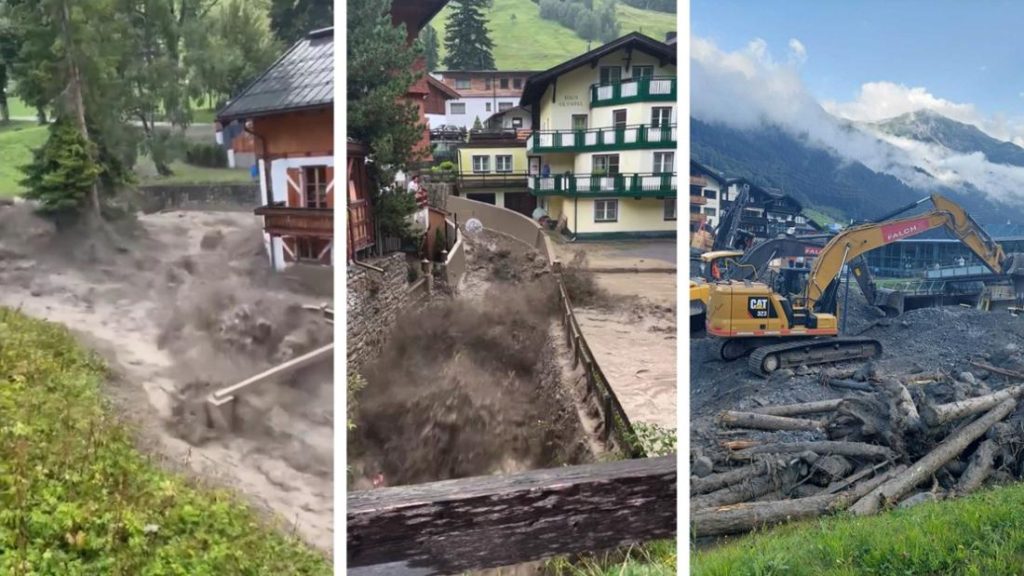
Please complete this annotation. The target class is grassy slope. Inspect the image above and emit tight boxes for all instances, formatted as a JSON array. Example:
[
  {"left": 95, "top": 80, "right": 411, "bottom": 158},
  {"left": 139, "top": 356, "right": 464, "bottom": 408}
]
[
  {"left": 432, "top": 0, "right": 677, "bottom": 70},
  {"left": 0, "top": 309, "right": 330, "bottom": 574},
  {"left": 135, "top": 157, "right": 252, "bottom": 187},
  {"left": 693, "top": 484, "right": 1024, "bottom": 576},
  {"left": 0, "top": 121, "right": 49, "bottom": 197}
]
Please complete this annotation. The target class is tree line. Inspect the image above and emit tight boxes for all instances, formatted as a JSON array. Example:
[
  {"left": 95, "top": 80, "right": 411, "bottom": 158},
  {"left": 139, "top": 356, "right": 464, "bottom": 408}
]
[
  {"left": 538, "top": 0, "right": 620, "bottom": 44},
  {"left": 0, "top": 0, "right": 330, "bottom": 218},
  {"left": 620, "top": 0, "right": 675, "bottom": 13}
]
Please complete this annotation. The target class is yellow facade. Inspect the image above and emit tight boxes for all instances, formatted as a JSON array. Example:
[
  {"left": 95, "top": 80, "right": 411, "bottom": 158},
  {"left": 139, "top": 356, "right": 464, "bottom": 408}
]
[
  {"left": 456, "top": 145, "right": 528, "bottom": 175},
  {"left": 542, "top": 196, "right": 676, "bottom": 238}
]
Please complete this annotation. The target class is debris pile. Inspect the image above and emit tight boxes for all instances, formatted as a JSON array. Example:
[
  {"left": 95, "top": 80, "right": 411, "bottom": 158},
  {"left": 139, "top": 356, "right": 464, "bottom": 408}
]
[{"left": 691, "top": 303, "right": 1024, "bottom": 538}]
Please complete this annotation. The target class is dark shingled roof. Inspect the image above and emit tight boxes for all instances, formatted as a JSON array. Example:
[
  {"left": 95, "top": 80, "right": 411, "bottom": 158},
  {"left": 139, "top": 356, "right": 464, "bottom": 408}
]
[{"left": 218, "top": 27, "right": 333, "bottom": 122}]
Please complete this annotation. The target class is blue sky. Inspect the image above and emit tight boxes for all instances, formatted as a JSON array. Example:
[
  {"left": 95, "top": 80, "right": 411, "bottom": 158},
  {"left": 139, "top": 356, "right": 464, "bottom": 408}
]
[{"left": 692, "top": 0, "right": 1024, "bottom": 117}]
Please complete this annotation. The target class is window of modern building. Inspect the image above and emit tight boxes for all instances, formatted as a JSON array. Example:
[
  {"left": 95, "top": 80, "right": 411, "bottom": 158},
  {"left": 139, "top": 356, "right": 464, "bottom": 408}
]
[
  {"left": 653, "top": 151, "right": 674, "bottom": 173},
  {"left": 613, "top": 109, "right": 627, "bottom": 130},
  {"left": 513, "top": 78, "right": 523, "bottom": 89},
  {"left": 593, "top": 154, "right": 620, "bottom": 175},
  {"left": 456, "top": 78, "right": 471, "bottom": 90},
  {"left": 484, "top": 77, "right": 492, "bottom": 89},
  {"left": 704, "top": 207, "right": 717, "bottom": 216},
  {"left": 499, "top": 101, "right": 514, "bottom": 112},
  {"left": 496, "top": 155, "right": 513, "bottom": 172},
  {"left": 472, "top": 155, "right": 490, "bottom": 173},
  {"left": 690, "top": 204, "right": 702, "bottom": 214},
  {"left": 303, "top": 166, "right": 328, "bottom": 208},
  {"left": 485, "top": 102, "right": 492, "bottom": 112},
  {"left": 664, "top": 197, "right": 676, "bottom": 221},
  {"left": 703, "top": 188, "right": 717, "bottom": 199},
  {"left": 511, "top": 117, "right": 523, "bottom": 129},
  {"left": 451, "top": 102, "right": 466, "bottom": 114},
  {"left": 633, "top": 65, "right": 654, "bottom": 80},
  {"left": 500, "top": 78, "right": 509, "bottom": 89},
  {"left": 651, "top": 107, "right": 672, "bottom": 127},
  {"left": 572, "top": 114, "right": 589, "bottom": 131},
  {"left": 594, "top": 199, "right": 618, "bottom": 222}
]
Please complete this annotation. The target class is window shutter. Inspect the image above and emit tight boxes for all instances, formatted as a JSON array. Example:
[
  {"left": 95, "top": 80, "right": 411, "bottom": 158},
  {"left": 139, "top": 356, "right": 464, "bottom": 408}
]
[
  {"left": 324, "top": 166, "right": 335, "bottom": 208},
  {"left": 286, "top": 168, "right": 303, "bottom": 207}
]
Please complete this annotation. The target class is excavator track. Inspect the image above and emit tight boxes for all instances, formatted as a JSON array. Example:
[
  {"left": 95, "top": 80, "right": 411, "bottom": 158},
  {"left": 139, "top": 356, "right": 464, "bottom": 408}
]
[{"left": 747, "top": 337, "right": 882, "bottom": 377}]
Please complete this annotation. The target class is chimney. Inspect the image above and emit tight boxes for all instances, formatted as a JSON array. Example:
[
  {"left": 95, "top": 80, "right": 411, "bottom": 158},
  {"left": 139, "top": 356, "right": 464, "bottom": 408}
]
[{"left": 665, "top": 31, "right": 677, "bottom": 44}]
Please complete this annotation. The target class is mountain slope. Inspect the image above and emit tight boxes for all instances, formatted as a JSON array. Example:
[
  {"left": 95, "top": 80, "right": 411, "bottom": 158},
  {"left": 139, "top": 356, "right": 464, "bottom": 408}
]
[
  {"left": 873, "top": 110, "right": 1024, "bottom": 168},
  {"left": 430, "top": 0, "right": 676, "bottom": 70},
  {"left": 691, "top": 117, "right": 1024, "bottom": 225}
]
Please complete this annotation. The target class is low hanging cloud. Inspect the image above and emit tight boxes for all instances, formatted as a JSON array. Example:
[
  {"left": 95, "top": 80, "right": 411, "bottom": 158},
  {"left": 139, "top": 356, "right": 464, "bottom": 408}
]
[{"left": 691, "top": 35, "right": 1024, "bottom": 205}]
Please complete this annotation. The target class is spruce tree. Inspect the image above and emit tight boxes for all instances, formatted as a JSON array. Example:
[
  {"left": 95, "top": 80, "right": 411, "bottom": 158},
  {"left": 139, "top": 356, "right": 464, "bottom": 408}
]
[
  {"left": 20, "top": 117, "right": 101, "bottom": 213},
  {"left": 419, "top": 24, "right": 439, "bottom": 72},
  {"left": 443, "top": 0, "right": 496, "bottom": 70}
]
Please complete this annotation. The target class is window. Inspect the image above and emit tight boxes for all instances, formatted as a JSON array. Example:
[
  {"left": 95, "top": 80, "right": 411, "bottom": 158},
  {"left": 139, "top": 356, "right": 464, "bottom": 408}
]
[
  {"left": 690, "top": 204, "right": 702, "bottom": 214},
  {"left": 572, "top": 114, "right": 589, "bottom": 131},
  {"left": 653, "top": 151, "right": 674, "bottom": 173},
  {"left": 484, "top": 77, "right": 492, "bottom": 89},
  {"left": 500, "top": 78, "right": 509, "bottom": 89},
  {"left": 664, "top": 198, "right": 676, "bottom": 221},
  {"left": 651, "top": 107, "right": 672, "bottom": 127},
  {"left": 511, "top": 117, "right": 523, "bottom": 129},
  {"left": 485, "top": 102, "right": 492, "bottom": 112},
  {"left": 295, "top": 237, "right": 329, "bottom": 261},
  {"left": 592, "top": 154, "right": 620, "bottom": 175},
  {"left": 599, "top": 66, "right": 622, "bottom": 86},
  {"left": 703, "top": 188, "right": 717, "bottom": 200},
  {"left": 594, "top": 199, "right": 618, "bottom": 222},
  {"left": 633, "top": 65, "right": 654, "bottom": 80},
  {"left": 303, "top": 166, "right": 328, "bottom": 208},
  {"left": 496, "top": 155, "right": 513, "bottom": 172},
  {"left": 455, "top": 78, "right": 471, "bottom": 90},
  {"left": 499, "top": 101, "right": 514, "bottom": 112},
  {"left": 613, "top": 109, "right": 627, "bottom": 130},
  {"left": 704, "top": 207, "right": 717, "bottom": 216},
  {"left": 450, "top": 102, "right": 466, "bottom": 114},
  {"left": 513, "top": 78, "right": 523, "bottom": 89},
  {"left": 472, "top": 155, "right": 490, "bottom": 173}
]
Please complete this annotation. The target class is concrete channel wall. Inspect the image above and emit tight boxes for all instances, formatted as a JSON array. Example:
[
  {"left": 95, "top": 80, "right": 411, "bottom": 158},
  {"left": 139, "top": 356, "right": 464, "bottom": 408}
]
[
  {"left": 444, "top": 218, "right": 466, "bottom": 289},
  {"left": 447, "top": 196, "right": 558, "bottom": 266}
]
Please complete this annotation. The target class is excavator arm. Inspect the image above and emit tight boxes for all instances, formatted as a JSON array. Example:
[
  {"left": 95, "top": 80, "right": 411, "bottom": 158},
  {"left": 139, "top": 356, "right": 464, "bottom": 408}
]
[{"left": 804, "top": 194, "right": 1006, "bottom": 310}]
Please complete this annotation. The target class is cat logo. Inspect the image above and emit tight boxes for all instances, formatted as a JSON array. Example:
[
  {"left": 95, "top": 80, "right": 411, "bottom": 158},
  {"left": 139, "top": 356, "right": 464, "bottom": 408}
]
[{"left": 748, "top": 296, "right": 771, "bottom": 319}]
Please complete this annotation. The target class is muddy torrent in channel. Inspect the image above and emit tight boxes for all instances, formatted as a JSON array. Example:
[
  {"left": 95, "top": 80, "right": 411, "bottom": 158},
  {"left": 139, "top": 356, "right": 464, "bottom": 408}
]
[{"left": 350, "top": 229, "right": 593, "bottom": 488}]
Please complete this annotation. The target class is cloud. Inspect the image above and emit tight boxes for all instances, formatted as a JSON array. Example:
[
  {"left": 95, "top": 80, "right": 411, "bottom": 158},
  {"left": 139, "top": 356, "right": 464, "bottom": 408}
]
[
  {"left": 690, "top": 35, "right": 1024, "bottom": 205},
  {"left": 788, "top": 38, "right": 807, "bottom": 65}
]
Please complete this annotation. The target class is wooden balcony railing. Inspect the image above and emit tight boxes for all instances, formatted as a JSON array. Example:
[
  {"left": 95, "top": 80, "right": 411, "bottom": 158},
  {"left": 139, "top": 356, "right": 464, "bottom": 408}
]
[
  {"left": 527, "top": 124, "right": 676, "bottom": 153},
  {"left": 690, "top": 195, "right": 708, "bottom": 206},
  {"left": 590, "top": 76, "right": 676, "bottom": 107},
  {"left": 527, "top": 172, "right": 676, "bottom": 198},
  {"left": 254, "top": 204, "right": 333, "bottom": 237}
]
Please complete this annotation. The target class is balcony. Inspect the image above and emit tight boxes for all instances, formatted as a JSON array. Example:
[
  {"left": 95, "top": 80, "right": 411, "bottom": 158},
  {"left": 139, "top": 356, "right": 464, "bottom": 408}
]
[
  {"left": 457, "top": 171, "right": 529, "bottom": 191},
  {"left": 527, "top": 124, "right": 676, "bottom": 153},
  {"left": 347, "top": 199, "right": 374, "bottom": 256},
  {"left": 255, "top": 204, "right": 333, "bottom": 238},
  {"left": 527, "top": 172, "right": 676, "bottom": 198},
  {"left": 690, "top": 195, "right": 707, "bottom": 206},
  {"left": 590, "top": 77, "right": 676, "bottom": 107}
]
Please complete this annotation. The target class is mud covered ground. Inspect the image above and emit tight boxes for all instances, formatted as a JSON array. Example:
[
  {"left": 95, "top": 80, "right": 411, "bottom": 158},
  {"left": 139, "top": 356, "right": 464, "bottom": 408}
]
[
  {"left": 0, "top": 204, "right": 333, "bottom": 551},
  {"left": 349, "top": 229, "right": 599, "bottom": 489},
  {"left": 691, "top": 279, "right": 1024, "bottom": 459}
]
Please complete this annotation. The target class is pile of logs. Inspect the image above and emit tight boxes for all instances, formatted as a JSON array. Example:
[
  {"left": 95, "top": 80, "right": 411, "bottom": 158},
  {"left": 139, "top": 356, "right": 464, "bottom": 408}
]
[{"left": 691, "top": 360, "right": 1024, "bottom": 537}]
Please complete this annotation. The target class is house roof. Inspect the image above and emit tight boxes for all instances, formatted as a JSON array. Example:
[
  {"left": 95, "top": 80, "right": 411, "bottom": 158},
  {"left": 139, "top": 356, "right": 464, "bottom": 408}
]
[
  {"left": 690, "top": 159, "right": 727, "bottom": 186},
  {"left": 435, "top": 69, "right": 542, "bottom": 76},
  {"left": 426, "top": 75, "right": 461, "bottom": 100},
  {"left": 519, "top": 32, "right": 677, "bottom": 106},
  {"left": 218, "top": 28, "right": 333, "bottom": 122},
  {"left": 391, "top": 0, "right": 449, "bottom": 39}
]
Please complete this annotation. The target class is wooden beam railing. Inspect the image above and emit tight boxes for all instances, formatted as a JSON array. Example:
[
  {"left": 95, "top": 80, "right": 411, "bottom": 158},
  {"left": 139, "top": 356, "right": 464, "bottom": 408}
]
[{"left": 347, "top": 456, "right": 676, "bottom": 574}]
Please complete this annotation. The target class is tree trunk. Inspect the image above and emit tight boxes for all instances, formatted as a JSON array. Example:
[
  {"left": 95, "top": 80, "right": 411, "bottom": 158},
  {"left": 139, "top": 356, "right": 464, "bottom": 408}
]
[
  {"left": 59, "top": 0, "right": 100, "bottom": 217},
  {"left": 956, "top": 438, "right": 997, "bottom": 495},
  {"left": 691, "top": 461, "right": 773, "bottom": 495},
  {"left": 718, "top": 411, "right": 824, "bottom": 432},
  {"left": 691, "top": 460, "right": 804, "bottom": 509},
  {"left": 850, "top": 398, "right": 1016, "bottom": 516},
  {"left": 733, "top": 441, "right": 896, "bottom": 461},
  {"left": 692, "top": 465, "right": 905, "bottom": 537},
  {"left": 751, "top": 399, "right": 844, "bottom": 417},
  {"left": 921, "top": 386, "right": 1023, "bottom": 427}
]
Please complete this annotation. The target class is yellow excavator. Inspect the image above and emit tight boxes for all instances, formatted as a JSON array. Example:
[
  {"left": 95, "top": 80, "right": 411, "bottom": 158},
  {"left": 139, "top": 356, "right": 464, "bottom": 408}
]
[{"left": 706, "top": 194, "right": 1022, "bottom": 376}]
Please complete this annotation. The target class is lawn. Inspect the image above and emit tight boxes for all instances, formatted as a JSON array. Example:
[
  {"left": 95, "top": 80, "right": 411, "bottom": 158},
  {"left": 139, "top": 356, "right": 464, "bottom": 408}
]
[
  {"left": 7, "top": 95, "right": 36, "bottom": 119},
  {"left": 431, "top": 0, "right": 677, "bottom": 70},
  {"left": 549, "top": 540, "right": 677, "bottom": 576},
  {"left": 692, "top": 483, "right": 1024, "bottom": 576},
  {"left": 0, "top": 308, "right": 330, "bottom": 574},
  {"left": 0, "top": 120, "right": 49, "bottom": 197},
  {"left": 135, "top": 156, "right": 253, "bottom": 187}
]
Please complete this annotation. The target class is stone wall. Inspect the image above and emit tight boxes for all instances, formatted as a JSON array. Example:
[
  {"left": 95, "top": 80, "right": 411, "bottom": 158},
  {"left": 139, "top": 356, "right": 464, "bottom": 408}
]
[
  {"left": 139, "top": 183, "right": 260, "bottom": 212},
  {"left": 347, "top": 253, "right": 413, "bottom": 372}
]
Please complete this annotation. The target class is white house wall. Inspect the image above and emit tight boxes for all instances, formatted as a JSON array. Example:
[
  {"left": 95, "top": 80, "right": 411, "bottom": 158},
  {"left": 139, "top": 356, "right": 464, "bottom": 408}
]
[{"left": 445, "top": 97, "right": 521, "bottom": 128}]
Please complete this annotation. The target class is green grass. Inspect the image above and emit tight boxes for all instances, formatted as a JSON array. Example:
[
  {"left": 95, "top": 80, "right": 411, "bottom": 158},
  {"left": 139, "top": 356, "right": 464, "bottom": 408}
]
[
  {"left": 549, "top": 540, "right": 677, "bottom": 576},
  {"left": 431, "top": 0, "right": 677, "bottom": 70},
  {"left": 0, "top": 308, "right": 330, "bottom": 574},
  {"left": 693, "top": 483, "right": 1024, "bottom": 576},
  {"left": 135, "top": 157, "right": 252, "bottom": 187},
  {"left": 7, "top": 95, "right": 36, "bottom": 119},
  {"left": 0, "top": 120, "right": 49, "bottom": 197}
]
